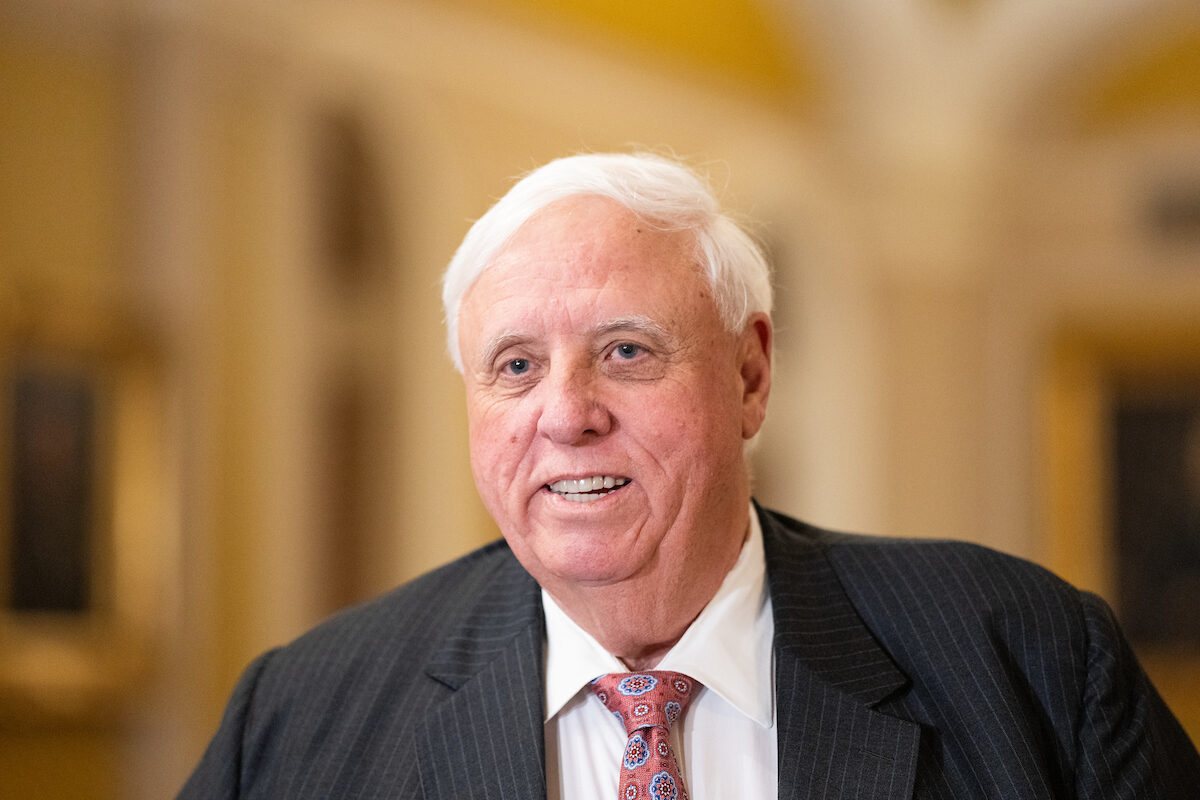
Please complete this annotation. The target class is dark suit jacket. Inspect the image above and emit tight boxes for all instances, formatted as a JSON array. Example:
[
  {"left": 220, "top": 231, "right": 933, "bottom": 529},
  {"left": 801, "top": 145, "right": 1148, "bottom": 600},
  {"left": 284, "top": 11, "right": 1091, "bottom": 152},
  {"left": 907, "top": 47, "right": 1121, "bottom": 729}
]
[{"left": 179, "top": 506, "right": 1200, "bottom": 798}]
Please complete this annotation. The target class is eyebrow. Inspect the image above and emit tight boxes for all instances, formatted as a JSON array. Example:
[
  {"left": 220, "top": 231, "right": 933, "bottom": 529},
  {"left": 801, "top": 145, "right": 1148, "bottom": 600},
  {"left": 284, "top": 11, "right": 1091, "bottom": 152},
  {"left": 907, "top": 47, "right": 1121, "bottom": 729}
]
[
  {"left": 593, "top": 316, "right": 672, "bottom": 345},
  {"left": 475, "top": 315, "right": 674, "bottom": 369},
  {"left": 477, "top": 331, "right": 529, "bottom": 371}
]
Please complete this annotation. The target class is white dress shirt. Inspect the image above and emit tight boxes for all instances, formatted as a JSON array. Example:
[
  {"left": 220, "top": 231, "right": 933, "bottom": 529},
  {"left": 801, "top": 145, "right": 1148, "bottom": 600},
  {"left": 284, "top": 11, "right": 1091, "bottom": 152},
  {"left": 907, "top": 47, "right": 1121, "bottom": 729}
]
[{"left": 543, "top": 505, "right": 777, "bottom": 799}]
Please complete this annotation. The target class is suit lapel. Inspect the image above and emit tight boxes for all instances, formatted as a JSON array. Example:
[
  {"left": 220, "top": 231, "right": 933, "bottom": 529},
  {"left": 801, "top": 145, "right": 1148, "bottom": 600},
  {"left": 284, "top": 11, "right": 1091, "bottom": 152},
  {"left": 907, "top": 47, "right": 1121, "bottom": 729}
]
[
  {"left": 416, "top": 554, "right": 548, "bottom": 800},
  {"left": 760, "top": 507, "right": 921, "bottom": 800}
]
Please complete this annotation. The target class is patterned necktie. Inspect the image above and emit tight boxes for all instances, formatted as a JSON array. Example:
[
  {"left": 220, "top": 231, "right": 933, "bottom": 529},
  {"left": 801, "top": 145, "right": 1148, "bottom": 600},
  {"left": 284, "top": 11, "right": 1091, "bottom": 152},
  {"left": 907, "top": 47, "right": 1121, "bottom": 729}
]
[{"left": 589, "top": 671, "right": 698, "bottom": 800}]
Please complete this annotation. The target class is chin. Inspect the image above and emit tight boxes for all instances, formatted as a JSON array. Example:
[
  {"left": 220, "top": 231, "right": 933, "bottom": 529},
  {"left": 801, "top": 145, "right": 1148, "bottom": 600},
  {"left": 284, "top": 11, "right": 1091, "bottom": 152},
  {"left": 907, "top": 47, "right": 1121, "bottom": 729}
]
[
  {"left": 550, "top": 559, "right": 632, "bottom": 586},
  {"left": 527, "top": 540, "right": 645, "bottom": 589},
  {"left": 498, "top": 511, "right": 658, "bottom": 584}
]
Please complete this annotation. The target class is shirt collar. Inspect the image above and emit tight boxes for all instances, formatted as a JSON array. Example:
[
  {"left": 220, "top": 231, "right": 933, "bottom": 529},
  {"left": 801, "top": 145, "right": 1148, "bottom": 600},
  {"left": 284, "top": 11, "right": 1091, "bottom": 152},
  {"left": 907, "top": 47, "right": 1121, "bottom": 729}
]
[{"left": 542, "top": 504, "right": 774, "bottom": 728}]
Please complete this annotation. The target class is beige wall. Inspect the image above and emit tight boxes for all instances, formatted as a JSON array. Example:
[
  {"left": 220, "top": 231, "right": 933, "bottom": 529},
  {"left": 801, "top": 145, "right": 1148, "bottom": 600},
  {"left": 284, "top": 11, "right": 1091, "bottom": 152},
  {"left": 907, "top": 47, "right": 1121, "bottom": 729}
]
[{"left": 1, "top": 0, "right": 1198, "bottom": 795}]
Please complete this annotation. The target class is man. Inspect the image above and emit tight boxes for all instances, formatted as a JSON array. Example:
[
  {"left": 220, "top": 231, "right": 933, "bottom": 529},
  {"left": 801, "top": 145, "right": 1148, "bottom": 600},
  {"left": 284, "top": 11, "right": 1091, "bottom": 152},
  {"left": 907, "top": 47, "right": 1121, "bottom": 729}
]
[{"left": 180, "top": 153, "right": 1200, "bottom": 798}]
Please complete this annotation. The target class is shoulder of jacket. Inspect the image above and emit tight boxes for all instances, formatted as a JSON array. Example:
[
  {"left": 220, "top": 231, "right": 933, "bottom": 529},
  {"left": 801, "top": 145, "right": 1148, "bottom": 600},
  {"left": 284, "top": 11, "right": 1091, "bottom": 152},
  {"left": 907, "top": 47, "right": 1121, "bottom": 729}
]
[
  {"left": 257, "top": 538, "right": 528, "bottom": 673},
  {"left": 758, "top": 503, "right": 1083, "bottom": 618}
]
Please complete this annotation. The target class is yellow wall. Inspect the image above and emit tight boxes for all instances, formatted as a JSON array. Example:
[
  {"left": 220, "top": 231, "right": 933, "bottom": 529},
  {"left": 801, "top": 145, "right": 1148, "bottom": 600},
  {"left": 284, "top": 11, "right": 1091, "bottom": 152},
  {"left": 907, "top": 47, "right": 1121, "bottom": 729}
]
[
  {"left": 0, "top": 729, "right": 119, "bottom": 800},
  {"left": 0, "top": 27, "right": 128, "bottom": 800},
  {"left": 452, "top": 0, "right": 814, "bottom": 102},
  {"left": 0, "top": 30, "right": 124, "bottom": 295}
]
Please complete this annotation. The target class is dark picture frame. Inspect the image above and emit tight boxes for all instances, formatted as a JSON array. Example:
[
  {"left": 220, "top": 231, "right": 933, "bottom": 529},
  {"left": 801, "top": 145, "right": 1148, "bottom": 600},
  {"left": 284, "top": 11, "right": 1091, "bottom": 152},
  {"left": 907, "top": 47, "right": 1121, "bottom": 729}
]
[
  {"left": 1043, "top": 321, "right": 1200, "bottom": 742},
  {"left": 1112, "top": 384, "right": 1200, "bottom": 647},
  {"left": 7, "top": 358, "right": 101, "bottom": 614},
  {"left": 0, "top": 294, "right": 163, "bottom": 722}
]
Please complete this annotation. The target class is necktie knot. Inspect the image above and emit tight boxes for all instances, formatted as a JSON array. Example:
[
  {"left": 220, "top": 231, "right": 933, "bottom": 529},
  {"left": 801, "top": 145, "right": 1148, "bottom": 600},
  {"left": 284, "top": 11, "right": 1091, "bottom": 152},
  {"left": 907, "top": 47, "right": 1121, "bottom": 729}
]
[{"left": 589, "top": 671, "right": 697, "bottom": 736}]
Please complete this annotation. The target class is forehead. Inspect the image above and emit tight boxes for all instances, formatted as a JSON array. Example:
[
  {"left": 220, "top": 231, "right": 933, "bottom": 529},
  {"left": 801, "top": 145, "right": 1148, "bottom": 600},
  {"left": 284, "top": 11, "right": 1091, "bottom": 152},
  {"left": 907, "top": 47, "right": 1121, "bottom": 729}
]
[{"left": 459, "top": 195, "right": 714, "bottom": 336}]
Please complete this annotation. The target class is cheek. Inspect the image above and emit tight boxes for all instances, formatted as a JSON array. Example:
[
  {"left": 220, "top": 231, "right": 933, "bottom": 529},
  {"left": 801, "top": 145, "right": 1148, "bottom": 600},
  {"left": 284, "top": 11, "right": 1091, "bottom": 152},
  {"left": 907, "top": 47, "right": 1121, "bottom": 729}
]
[
  {"left": 666, "top": 378, "right": 745, "bottom": 458},
  {"left": 467, "top": 400, "right": 536, "bottom": 488},
  {"left": 662, "top": 364, "right": 742, "bottom": 421},
  {"left": 468, "top": 412, "right": 510, "bottom": 470},
  {"left": 633, "top": 386, "right": 737, "bottom": 462},
  {"left": 467, "top": 425, "right": 515, "bottom": 520}
]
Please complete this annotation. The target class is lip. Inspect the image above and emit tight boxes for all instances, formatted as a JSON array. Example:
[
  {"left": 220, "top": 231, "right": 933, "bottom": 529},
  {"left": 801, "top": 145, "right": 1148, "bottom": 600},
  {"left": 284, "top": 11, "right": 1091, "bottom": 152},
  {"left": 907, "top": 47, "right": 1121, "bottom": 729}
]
[{"left": 539, "top": 471, "right": 632, "bottom": 486}]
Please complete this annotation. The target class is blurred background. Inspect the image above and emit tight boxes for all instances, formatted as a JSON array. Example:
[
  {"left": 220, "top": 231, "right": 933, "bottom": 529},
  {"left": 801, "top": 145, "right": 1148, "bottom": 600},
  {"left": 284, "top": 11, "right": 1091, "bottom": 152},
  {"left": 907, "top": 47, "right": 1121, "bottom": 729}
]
[{"left": 1, "top": 0, "right": 1199, "bottom": 795}]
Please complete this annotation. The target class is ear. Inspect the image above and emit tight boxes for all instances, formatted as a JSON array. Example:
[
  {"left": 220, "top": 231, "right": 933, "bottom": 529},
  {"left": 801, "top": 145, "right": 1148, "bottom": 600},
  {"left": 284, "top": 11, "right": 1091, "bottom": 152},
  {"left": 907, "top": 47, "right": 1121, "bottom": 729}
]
[{"left": 738, "top": 313, "right": 772, "bottom": 439}]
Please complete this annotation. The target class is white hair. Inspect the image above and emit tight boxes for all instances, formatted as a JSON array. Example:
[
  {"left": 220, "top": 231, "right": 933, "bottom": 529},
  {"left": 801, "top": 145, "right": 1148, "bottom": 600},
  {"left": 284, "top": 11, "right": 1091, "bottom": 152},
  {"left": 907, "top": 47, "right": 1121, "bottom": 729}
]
[{"left": 441, "top": 152, "right": 773, "bottom": 371}]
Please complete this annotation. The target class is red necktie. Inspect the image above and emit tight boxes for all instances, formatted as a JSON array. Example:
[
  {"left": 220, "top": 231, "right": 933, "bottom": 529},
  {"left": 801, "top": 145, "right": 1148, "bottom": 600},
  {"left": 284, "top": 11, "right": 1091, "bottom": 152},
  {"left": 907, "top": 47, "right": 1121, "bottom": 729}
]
[{"left": 589, "top": 671, "right": 698, "bottom": 800}]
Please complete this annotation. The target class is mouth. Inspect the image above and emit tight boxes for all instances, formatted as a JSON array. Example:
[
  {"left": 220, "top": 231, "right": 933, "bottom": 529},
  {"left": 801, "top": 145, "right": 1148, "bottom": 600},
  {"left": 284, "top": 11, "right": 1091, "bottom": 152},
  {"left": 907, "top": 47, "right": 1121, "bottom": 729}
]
[{"left": 545, "top": 475, "right": 630, "bottom": 503}]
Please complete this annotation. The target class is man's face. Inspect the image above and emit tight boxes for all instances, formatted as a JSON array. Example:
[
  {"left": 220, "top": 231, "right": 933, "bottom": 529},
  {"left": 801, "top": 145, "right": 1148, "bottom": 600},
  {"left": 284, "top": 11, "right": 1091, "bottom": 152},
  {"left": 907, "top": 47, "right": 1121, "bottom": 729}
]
[{"left": 457, "top": 195, "right": 770, "bottom": 598}]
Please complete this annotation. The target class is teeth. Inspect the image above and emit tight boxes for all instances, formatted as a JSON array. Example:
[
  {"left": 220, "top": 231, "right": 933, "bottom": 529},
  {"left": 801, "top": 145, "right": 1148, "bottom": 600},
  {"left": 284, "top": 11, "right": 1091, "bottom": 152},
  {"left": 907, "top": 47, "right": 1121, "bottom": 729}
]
[{"left": 547, "top": 476, "right": 628, "bottom": 501}]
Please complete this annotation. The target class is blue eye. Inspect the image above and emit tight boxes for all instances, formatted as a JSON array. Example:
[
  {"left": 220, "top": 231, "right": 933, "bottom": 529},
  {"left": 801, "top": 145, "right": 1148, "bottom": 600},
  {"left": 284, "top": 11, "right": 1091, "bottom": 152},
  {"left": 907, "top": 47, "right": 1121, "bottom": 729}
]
[
  {"left": 614, "top": 343, "right": 640, "bottom": 359},
  {"left": 507, "top": 358, "right": 529, "bottom": 375}
]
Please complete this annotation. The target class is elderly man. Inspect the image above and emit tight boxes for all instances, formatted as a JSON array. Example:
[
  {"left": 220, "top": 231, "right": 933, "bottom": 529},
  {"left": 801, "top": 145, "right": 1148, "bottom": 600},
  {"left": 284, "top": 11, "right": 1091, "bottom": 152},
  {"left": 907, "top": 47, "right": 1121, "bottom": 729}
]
[{"left": 180, "top": 153, "right": 1200, "bottom": 799}]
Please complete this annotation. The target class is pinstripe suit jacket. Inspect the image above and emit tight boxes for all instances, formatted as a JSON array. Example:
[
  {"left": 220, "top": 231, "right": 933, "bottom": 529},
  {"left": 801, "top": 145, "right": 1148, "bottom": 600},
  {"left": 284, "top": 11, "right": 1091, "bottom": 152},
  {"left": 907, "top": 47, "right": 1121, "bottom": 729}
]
[{"left": 179, "top": 506, "right": 1200, "bottom": 798}]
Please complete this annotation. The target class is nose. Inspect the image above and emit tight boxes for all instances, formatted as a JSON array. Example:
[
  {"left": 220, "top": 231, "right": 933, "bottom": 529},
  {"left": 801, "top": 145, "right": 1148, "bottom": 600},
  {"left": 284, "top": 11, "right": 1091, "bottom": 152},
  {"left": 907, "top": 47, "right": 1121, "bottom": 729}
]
[{"left": 535, "top": 365, "right": 613, "bottom": 444}]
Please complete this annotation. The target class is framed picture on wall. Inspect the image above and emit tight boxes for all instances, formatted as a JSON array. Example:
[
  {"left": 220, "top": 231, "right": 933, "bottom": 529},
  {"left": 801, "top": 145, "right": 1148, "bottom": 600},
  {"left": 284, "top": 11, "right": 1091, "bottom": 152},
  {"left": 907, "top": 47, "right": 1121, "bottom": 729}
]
[
  {"left": 1043, "top": 320, "right": 1200, "bottom": 742},
  {"left": 1111, "top": 383, "right": 1200, "bottom": 648},
  {"left": 0, "top": 290, "right": 164, "bottom": 722},
  {"left": 7, "top": 357, "right": 101, "bottom": 615}
]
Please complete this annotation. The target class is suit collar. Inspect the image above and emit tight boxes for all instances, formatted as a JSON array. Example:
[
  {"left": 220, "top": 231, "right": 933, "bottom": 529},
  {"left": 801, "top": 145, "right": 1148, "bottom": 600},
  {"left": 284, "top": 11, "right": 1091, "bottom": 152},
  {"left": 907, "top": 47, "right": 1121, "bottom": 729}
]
[
  {"left": 418, "top": 548, "right": 548, "bottom": 799},
  {"left": 420, "top": 508, "right": 909, "bottom": 702},
  {"left": 415, "top": 512, "right": 922, "bottom": 800},
  {"left": 758, "top": 505, "right": 910, "bottom": 707},
  {"left": 758, "top": 504, "right": 921, "bottom": 800},
  {"left": 422, "top": 546, "right": 544, "bottom": 689}
]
